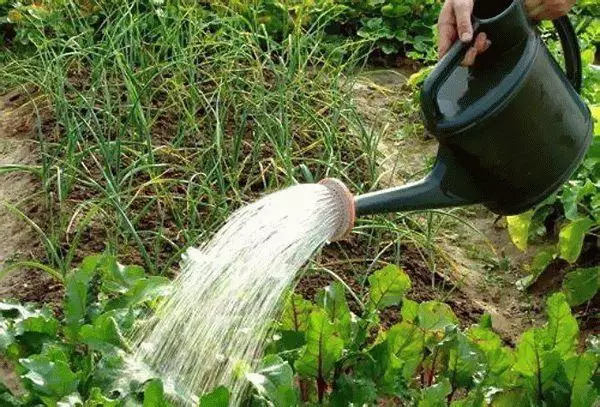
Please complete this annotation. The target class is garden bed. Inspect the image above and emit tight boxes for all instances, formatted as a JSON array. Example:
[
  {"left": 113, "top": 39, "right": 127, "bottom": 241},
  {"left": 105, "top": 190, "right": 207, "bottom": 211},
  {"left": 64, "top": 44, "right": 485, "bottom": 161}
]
[{"left": 0, "top": 0, "right": 598, "bottom": 404}]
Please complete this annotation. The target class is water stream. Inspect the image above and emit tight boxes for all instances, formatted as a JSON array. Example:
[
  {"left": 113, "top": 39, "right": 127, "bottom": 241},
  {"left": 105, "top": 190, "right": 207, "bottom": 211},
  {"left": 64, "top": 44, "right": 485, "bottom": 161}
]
[{"left": 125, "top": 183, "right": 345, "bottom": 405}]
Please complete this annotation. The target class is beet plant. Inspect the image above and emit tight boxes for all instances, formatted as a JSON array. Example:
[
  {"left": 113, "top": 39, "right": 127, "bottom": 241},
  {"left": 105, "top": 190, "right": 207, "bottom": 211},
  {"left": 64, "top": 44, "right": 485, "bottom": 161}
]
[{"left": 1, "top": 260, "right": 598, "bottom": 406}]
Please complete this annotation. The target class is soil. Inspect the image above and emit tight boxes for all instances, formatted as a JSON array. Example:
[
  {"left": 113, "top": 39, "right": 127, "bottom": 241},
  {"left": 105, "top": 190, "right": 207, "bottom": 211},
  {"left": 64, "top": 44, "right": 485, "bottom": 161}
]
[
  {"left": 0, "top": 92, "right": 62, "bottom": 305},
  {"left": 0, "top": 91, "right": 55, "bottom": 395}
]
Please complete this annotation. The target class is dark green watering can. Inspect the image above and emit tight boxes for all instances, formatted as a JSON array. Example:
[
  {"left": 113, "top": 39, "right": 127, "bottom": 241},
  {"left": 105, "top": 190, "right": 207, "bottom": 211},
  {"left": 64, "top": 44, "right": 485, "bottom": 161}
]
[{"left": 354, "top": 0, "right": 593, "bottom": 217}]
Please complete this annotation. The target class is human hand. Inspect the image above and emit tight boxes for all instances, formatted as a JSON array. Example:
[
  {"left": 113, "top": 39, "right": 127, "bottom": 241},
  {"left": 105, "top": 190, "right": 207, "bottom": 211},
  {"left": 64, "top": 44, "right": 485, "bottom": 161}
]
[
  {"left": 525, "top": 0, "right": 576, "bottom": 20},
  {"left": 437, "top": 0, "right": 491, "bottom": 66},
  {"left": 437, "top": 0, "right": 576, "bottom": 65}
]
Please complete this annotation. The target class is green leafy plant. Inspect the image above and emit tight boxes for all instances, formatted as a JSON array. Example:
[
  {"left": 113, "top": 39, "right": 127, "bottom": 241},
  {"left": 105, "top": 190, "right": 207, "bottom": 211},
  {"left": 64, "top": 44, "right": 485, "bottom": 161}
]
[
  {"left": 209, "top": 0, "right": 444, "bottom": 61},
  {"left": 253, "top": 265, "right": 600, "bottom": 406},
  {"left": 0, "top": 254, "right": 173, "bottom": 406},
  {"left": 1, "top": 0, "right": 443, "bottom": 61},
  {"left": 328, "top": 0, "right": 442, "bottom": 61},
  {"left": 1, "top": 261, "right": 598, "bottom": 405}
]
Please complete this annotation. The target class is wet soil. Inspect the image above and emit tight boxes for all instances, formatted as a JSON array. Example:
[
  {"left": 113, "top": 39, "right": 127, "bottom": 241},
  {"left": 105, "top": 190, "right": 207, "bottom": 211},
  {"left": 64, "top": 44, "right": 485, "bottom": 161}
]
[{"left": 296, "top": 238, "right": 485, "bottom": 331}]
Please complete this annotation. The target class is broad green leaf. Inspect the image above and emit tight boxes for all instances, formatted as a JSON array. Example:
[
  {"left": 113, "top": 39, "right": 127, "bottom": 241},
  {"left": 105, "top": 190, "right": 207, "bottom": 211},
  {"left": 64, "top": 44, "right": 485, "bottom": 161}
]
[
  {"left": 89, "top": 348, "right": 134, "bottom": 399},
  {"left": 490, "top": 389, "right": 530, "bottom": 406},
  {"left": 64, "top": 255, "right": 102, "bottom": 337},
  {"left": 564, "top": 352, "right": 598, "bottom": 407},
  {"left": 316, "top": 282, "right": 349, "bottom": 321},
  {"left": 105, "top": 276, "right": 171, "bottom": 310},
  {"left": 592, "top": 193, "right": 600, "bottom": 220},
  {"left": 558, "top": 217, "right": 595, "bottom": 263},
  {"left": 381, "top": 3, "right": 411, "bottom": 17},
  {"left": 348, "top": 309, "right": 380, "bottom": 352},
  {"left": 514, "top": 329, "right": 562, "bottom": 396},
  {"left": 447, "top": 332, "right": 482, "bottom": 388},
  {"left": 450, "top": 389, "right": 485, "bottom": 407},
  {"left": 507, "top": 210, "right": 534, "bottom": 251},
  {"left": 15, "top": 309, "right": 58, "bottom": 337},
  {"left": 386, "top": 321, "right": 425, "bottom": 381},
  {"left": 514, "top": 329, "right": 545, "bottom": 377},
  {"left": 0, "top": 320, "right": 15, "bottom": 351},
  {"left": 361, "top": 340, "right": 391, "bottom": 388},
  {"left": 19, "top": 346, "right": 79, "bottom": 398},
  {"left": 516, "top": 246, "right": 556, "bottom": 290},
  {"left": 329, "top": 375, "right": 377, "bottom": 407},
  {"left": 585, "top": 140, "right": 600, "bottom": 170},
  {"left": 126, "top": 276, "right": 171, "bottom": 305},
  {"left": 246, "top": 355, "right": 297, "bottom": 407},
  {"left": 563, "top": 267, "right": 600, "bottom": 306},
  {"left": 368, "top": 265, "right": 411, "bottom": 310},
  {"left": 316, "top": 282, "right": 352, "bottom": 340},
  {"left": 143, "top": 379, "right": 171, "bottom": 407},
  {"left": 417, "top": 301, "right": 458, "bottom": 331},
  {"left": 419, "top": 377, "right": 452, "bottom": 407},
  {"left": 80, "top": 312, "right": 129, "bottom": 352},
  {"left": 582, "top": 48, "right": 595, "bottom": 66},
  {"left": 280, "top": 294, "right": 314, "bottom": 332},
  {"left": 561, "top": 180, "right": 597, "bottom": 220},
  {"left": 102, "top": 263, "right": 145, "bottom": 292},
  {"left": 466, "top": 324, "right": 514, "bottom": 384},
  {"left": 545, "top": 292, "right": 578, "bottom": 357},
  {"left": 592, "top": 105, "right": 600, "bottom": 136},
  {"left": 111, "top": 307, "right": 137, "bottom": 333},
  {"left": 199, "top": 386, "right": 229, "bottom": 407},
  {"left": 401, "top": 298, "right": 419, "bottom": 322},
  {"left": 268, "top": 330, "right": 306, "bottom": 353},
  {"left": 294, "top": 309, "right": 344, "bottom": 379},
  {"left": 85, "top": 387, "right": 120, "bottom": 406},
  {"left": 381, "top": 42, "right": 399, "bottom": 55},
  {"left": 570, "top": 384, "right": 599, "bottom": 407},
  {"left": 1, "top": 303, "right": 58, "bottom": 352}
]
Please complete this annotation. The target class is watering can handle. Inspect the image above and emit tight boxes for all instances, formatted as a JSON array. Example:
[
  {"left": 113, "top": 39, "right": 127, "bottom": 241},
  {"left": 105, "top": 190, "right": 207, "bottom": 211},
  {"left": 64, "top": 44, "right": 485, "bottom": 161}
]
[
  {"left": 420, "top": 20, "right": 480, "bottom": 124},
  {"left": 421, "top": 15, "right": 583, "bottom": 125},
  {"left": 553, "top": 15, "right": 582, "bottom": 92}
]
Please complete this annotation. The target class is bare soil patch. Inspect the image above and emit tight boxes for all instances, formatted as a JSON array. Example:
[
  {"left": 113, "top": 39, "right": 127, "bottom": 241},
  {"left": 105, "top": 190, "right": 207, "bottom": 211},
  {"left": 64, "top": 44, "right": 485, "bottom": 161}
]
[
  {"left": 0, "top": 92, "right": 61, "bottom": 304},
  {"left": 0, "top": 91, "right": 55, "bottom": 396}
]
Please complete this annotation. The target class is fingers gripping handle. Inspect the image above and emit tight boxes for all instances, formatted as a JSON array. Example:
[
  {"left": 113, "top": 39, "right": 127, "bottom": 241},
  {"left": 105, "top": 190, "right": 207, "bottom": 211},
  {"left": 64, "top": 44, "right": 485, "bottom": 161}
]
[{"left": 421, "top": 21, "right": 479, "bottom": 125}]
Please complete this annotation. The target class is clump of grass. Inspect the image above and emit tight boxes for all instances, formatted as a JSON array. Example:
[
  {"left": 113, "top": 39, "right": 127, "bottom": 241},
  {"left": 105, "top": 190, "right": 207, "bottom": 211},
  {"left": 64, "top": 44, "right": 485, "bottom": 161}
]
[
  {"left": 0, "top": 0, "right": 481, "bottom": 308},
  {"left": 0, "top": 1, "right": 382, "bottom": 276}
]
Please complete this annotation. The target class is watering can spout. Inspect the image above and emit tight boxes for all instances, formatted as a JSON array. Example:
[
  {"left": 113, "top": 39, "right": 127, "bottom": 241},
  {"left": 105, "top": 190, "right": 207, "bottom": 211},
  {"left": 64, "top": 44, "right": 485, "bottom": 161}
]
[
  {"left": 354, "top": 147, "right": 480, "bottom": 216},
  {"left": 355, "top": 165, "right": 466, "bottom": 216},
  {"left": 320, "top": 148, "right": 481, "bottom": 241}
]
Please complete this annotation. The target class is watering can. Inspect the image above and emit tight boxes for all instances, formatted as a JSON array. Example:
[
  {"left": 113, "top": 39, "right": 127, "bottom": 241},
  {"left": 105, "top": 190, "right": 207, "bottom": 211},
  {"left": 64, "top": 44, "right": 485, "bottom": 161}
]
[{"left": 326, "top": 0, "right": 593, "bottom": 235}]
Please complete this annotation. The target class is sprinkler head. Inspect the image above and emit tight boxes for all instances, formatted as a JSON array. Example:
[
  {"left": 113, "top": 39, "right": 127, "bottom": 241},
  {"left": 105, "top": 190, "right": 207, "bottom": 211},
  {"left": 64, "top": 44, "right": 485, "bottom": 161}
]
[{"left": 318, "top": 178, "right": 356, "bottom": 242}]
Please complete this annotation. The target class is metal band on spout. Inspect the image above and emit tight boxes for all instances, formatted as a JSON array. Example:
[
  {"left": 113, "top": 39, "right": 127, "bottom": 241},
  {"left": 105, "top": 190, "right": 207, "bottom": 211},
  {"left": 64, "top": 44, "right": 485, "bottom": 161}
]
[{"left": 319, "top": 178, "right": 356, "bottom": 242}]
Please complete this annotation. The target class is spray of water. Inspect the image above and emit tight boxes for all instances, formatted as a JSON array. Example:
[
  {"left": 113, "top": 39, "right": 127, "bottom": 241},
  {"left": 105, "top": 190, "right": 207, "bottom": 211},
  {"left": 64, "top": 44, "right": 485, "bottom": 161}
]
[{"left": 126, "top": 183, "right": 348, "bottom": 405}]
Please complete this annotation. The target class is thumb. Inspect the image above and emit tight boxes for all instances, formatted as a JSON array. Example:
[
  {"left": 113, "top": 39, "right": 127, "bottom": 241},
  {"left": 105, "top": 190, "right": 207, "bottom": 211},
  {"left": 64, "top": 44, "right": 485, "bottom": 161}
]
[{"left": 454, "top": 0, "right": 474, "bottom": 42}]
